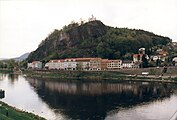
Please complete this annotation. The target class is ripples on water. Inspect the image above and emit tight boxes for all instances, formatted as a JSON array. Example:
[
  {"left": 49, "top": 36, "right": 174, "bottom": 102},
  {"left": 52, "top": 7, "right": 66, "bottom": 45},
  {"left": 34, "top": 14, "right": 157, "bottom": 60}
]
[{"left": 0, "top": 73, "right": 177, "bottom": 120}]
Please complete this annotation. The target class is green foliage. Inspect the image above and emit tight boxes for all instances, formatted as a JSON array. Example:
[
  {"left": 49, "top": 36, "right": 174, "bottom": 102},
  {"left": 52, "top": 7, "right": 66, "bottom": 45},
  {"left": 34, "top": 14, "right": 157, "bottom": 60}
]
[
  {"left": 0, "top": 101, "right": 46, "bottom": 120},
  {"left": 97, "top": 42, "right": 112, "bottom": 58},
  {"left": 27, "top": 20, "right": 172, "bottom": 61},
  {"left": 156, "top": 59, "right": 161, "bottom": 67},
  {"left": 142, "top": 54, "right": 148, "bottom": 68},
  {"left": 0, "top": 59, "right": 18, "bottom": 70}
]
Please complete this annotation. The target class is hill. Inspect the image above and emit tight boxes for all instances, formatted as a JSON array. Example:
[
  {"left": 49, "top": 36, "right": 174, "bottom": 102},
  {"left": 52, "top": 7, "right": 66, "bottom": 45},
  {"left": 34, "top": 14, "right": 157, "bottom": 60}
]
[
  {"left": 27, "top": 20, "right": 172, "bottom": 62},
  {"left": 0, "top": 53, "right": 29, "bottom": 62},
  {"left": 13, "top": 52, "right": 30, "bottom": 61}
]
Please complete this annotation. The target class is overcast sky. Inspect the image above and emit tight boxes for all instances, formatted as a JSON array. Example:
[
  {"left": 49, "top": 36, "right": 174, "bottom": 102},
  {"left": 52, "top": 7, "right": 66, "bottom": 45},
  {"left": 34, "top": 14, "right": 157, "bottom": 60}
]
[{"left": 0, "top": 0, "right": 177, "bottom": 58}]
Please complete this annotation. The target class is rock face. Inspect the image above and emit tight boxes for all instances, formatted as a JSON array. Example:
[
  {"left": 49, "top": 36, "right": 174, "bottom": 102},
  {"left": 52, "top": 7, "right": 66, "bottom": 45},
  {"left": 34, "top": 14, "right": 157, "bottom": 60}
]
[
  {"left": 28, "top": 20, "right": 107, "bottom": 61},
  {"left": 27, "top": 20, "right": 171, "bottom": 62}
]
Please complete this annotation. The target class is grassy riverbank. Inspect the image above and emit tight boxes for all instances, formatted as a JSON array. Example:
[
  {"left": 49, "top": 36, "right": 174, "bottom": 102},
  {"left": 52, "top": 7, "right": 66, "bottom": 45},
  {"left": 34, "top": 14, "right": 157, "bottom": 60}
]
[
  {"left": 24, "top": 69, "right": 177, "bottom": 83},
  {"left": 0, "top": 101, "right": 46, "bottom": 120},
  {"left": 24, "top": 70, "right": 127, "bottom": 80}
]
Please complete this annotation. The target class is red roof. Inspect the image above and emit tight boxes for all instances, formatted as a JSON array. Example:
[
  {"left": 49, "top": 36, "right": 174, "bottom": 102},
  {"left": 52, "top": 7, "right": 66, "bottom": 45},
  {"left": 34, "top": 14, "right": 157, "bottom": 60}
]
[
  {"left": 101, "top": 59, "right": 122, "bottom": 63},
  {"left": 32, "top": 61, "right": 41, "bottom": 63},
  {"left": 133, "top": 54, "right": 143, "bottom": 57},
  {"left": 48, "top": 58, "right": 121, "bottom": 63}
]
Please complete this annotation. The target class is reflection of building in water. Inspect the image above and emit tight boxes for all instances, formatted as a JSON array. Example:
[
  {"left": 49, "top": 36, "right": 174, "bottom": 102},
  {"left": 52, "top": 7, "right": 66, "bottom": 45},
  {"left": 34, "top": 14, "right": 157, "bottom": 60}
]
[
  {"left": 27, "top": 78, "right": 140, "bottom": 95},
  {"left": 7, "top": 74, "right": 19, "bottom": 84},
  {"left": 46, "top": 82, "right": 140, "bottom": 95},
  {"left": 0, "top": 74, "right": 7, "bottom": 80},
  {"left": 26, "top": 77, "right": 175, "bottom": 120},
  {"left": 27, "top": 78, "right": 172, "bottom": 98}
]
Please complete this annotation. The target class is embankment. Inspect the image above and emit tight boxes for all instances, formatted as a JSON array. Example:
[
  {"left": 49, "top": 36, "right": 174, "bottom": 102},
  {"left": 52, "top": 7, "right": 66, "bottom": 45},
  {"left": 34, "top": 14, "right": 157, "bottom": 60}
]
[
  {"left": 24, "top": 68, "right": 177, "bottom": 83},
  {"left": 0, "top": 101, "right": 46, "bottom": 120}
]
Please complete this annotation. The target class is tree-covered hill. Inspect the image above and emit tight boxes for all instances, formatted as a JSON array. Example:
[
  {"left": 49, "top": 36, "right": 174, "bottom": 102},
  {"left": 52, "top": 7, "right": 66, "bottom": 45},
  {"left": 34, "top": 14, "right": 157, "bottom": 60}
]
[{"left": 27, "top": 20, "right": 172, "bottom": 62}]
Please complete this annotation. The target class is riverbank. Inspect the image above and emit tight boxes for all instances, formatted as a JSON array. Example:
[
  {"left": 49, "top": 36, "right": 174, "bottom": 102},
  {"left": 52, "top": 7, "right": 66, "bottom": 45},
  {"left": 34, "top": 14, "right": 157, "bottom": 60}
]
[
  {"left": 0, "top": 101, "right": 46, "bottom": 120},
  {"left": 1, "top": 67, "right": 177, "bottom": 83},
  {"left": 24, "top": 69, "right": 177, "bottom": 83}
]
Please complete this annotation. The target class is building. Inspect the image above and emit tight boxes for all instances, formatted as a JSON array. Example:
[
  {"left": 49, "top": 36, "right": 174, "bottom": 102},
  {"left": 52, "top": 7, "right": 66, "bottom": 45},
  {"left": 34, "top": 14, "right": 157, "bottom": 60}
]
[
  {"left": 89, "top": 58, "right": 102, "bottom": 70},
  {"left": 139, "top": 48, "right": 145, "bottom": 54},
  {"left": 151, "top": 55, "right": 159, "bottom": 61},
  {"left": 101, "top": 59, "right": 109, "bottom": 70},
  {"left": 172, "top": 57, "right": 177, "bottom": 66},
  {"left": 155, "top": 49, "right": 169, "bottom": 62},
  {"left": 28, "top": 61, "right": 42, "bottom": 69},
  {"left": 64, "top": 58, "right": 77, "bottom": 70},
  {"left": 45, "top": 60, "right": 64, "bottom": 70},
  {"left": 75, "top": 58, "right": 92, "bottom": 70},
  {"left": 44, "top": 58, "right": 125, "bottom": 71},
  {"left": 133, "top": 54, "right": 143, "bottom": 63},
  {"left": 122, "top": 60, "right": 134, "bottom": 68},
  {"left": 45, "top": 58, "right": 99, "bottom": 71},
  {"left": 107, "top": 60, "right": 122, "bottom": 70}
]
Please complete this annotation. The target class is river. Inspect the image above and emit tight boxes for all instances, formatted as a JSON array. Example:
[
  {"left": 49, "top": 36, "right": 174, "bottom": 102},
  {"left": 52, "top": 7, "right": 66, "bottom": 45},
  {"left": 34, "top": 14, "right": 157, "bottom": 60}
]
[{"left": 0, "top": 73, "right": 177, "bottom": 120}]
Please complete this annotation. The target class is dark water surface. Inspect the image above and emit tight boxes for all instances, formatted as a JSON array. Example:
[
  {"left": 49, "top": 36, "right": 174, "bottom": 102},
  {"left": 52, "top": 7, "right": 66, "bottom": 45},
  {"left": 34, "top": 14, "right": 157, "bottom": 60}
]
[{"left": 0, "top": 73, "right": 177, "bottom": 120}]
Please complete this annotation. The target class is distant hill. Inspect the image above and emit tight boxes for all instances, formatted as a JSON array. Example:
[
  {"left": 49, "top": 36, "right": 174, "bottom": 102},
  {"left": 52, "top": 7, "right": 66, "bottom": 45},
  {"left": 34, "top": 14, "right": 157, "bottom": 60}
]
[
  {"left": 0, "top": 58, "right": 7, "bottom": 61},
  {"left": 13, "top": 52, "right": 30, "bottom": 61},
  {"left": 27, "top": 20, "right": 172, "bottom": 62}
]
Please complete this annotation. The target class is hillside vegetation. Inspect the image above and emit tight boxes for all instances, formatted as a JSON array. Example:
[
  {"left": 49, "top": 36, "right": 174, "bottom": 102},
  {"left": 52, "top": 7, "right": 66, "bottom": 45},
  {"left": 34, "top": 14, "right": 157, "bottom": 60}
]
[{"left": 27, "top": 20, "right": 171, "bottom": 62}]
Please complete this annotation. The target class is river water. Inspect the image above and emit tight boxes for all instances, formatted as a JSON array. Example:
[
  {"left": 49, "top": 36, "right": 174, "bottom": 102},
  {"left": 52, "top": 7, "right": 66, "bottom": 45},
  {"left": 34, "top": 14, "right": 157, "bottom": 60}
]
[{"left": 0, "top": 73, "right": 177, "bottom": 120}]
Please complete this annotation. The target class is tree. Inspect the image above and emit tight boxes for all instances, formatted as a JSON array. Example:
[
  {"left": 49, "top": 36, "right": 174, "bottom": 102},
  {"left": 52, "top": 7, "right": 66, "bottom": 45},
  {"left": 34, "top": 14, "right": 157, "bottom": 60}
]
[
  {"left": 96, "top": 42, "right": 113, "bottom": 58},
  {"left": 156, "top": 58, "right": 161, "bottom": 67},
  {"left": 142, "top": 54, "right": 148, "bottom": 68},
  {"left": 113, "top": 51, "right": 121, "bottom": 59}
]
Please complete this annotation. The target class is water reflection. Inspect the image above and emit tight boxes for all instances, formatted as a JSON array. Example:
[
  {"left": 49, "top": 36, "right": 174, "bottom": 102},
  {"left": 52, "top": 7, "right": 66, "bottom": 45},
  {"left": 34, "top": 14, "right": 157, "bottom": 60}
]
[
  {"left": 7, "top": 74, "right": 19, "bottom": 84},
  {"left": 26, "top": 77, "right": 177, "bottom": 120},
  {"left": 0, "top": 74, "right": 59, "bottom": 120}
]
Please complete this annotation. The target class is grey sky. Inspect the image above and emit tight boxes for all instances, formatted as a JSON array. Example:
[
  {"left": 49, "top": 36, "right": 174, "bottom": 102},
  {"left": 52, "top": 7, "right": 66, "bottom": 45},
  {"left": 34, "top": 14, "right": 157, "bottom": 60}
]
[{"left": 0, "top": 0, "right": 177, "bottom": 58}]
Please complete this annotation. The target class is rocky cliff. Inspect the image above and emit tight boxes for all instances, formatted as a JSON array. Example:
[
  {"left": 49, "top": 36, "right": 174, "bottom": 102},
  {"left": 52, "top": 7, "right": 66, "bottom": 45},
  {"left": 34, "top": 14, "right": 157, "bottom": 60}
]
[{"left": 27, "top": 20, "right": 171, "bottom": 62}]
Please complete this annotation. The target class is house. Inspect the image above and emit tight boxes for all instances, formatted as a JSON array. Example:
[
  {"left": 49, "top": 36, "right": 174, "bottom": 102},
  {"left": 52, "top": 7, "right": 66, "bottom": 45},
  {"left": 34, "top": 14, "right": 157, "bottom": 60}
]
[
  {"left": 156, "top": 49, "right": 168, "bottom": 62},
  {"left": 172, "top": 57, "right": 177, "bottom": 66},
  {"left": 89, "top": 58, "right": 102, "bottom": 70},
  {"left": 28, "top": 61, "right": 42, "bottom": 69},
  {"left": 101, "top": 59, "right": 109, "bottom": 70},
  {"left": 75, "top": 58, "right": 92, "bottom": 70},
  {"left": 133, "top": 54, "right": 143, "bottom": 63},
  {"left": 151, "top": 55, "right": 159, "bottom": 61},
  {"left": 45, "top": 58, "right": 102, "bottom": 71},
  {"left": 122, "top": 60, "right": 134, "bottom": 68},
  {"left": 64, "top": 58, "right": 77, "bottom": 70},
  {"left": 139, "top": 48, "right": 145, "bottom": 54},
  {"left": 107, "top": 60, "right": 122, "bottom": 70},
  {"left": 44, "top": 57, "right": 128, "bottom": 71},
  {"left": 45, "top": 60, "right": 64, "bottom": 70}
]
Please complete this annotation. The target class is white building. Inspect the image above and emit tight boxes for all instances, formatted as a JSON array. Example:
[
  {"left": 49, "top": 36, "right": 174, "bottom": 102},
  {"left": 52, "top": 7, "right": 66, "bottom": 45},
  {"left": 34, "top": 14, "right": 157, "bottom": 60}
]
[
  {"left": 152, "top": 55, "right": 159, "bottom": 61},
  {"left": 89, "top": 58, "right": 102, "bottom": 70},
  {"left": 139, "top": 48, "right": 145, "bottom": 54},
  {"left": 75, "top": 58, "right": 91, "bottom": 70},
  {"left": 28, "top": 61, "right": 42, "bottom": 69},
  {"left": 122, "top": 60, "right": 134, "bottom": 68},
  {"left": 45, "top": 60, "right": 64, "bottom": 70},
  {"left": 172, "top": 57, "right": 177, "bottom": 66},
  {"left": 45, "top": 58, "right": 128, "bottom": 71},
  {"left": 64, "top": 58, "right": 77, "bottom": 70},
  {"left": 107, "top": 60, "right": 122, "bottom": 70}
]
